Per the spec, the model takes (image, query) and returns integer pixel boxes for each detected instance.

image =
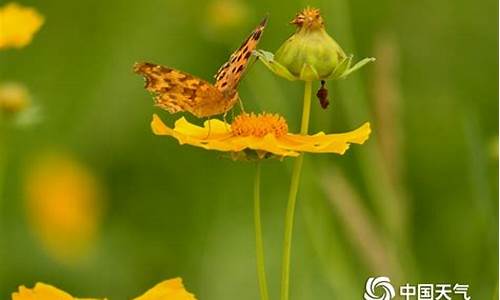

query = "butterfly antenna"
[260,14,269,27]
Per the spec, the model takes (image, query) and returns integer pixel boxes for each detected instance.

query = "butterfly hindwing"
[134,62,229,118]
[214,16,268,94]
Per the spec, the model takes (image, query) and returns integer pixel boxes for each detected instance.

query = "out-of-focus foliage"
[0,0,497,299]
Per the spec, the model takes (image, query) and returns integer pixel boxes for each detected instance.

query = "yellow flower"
[11,278,195,300]
[133,278,197,300]
[24,152,104,264]
[151,112,371,159]
[0,2,44,49]
[11,283,101,300]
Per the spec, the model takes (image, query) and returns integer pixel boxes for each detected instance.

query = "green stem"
[0,122,6,286]
[254,162,269,300]
[280,80,312,300]
[299,81,313,134]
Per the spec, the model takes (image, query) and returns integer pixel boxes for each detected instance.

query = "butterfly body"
[134,16,267,118]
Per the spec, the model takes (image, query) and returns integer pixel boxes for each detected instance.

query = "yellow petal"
[151,114,176,135]
[0,3,44,49]
[133,278,197,300]
[174,116,230,138]
[152,114,230,138]
[279,122,371,154]
[11,283,101,300]
[151,114,238,151]
[231,135,300,157]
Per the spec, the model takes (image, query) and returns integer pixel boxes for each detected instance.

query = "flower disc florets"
[231,113,288,137]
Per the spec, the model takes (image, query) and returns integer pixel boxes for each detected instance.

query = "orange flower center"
[231,113,288,138]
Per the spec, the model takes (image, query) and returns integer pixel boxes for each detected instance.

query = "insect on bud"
[316,80,329,109]
[253,7,375,82]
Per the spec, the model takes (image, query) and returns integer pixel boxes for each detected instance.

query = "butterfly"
[134,16,268,118]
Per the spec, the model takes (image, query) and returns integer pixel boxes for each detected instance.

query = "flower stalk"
[253,162,269,300]
[299,81,312,134]
[0,123,7,287]
[280,80,312,300]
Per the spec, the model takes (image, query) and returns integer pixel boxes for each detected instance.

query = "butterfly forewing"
[214,16,268,94]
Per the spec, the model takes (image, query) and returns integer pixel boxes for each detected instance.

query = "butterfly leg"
[223,111,230,131]
[238,96,246,113]
[204,117,212,139]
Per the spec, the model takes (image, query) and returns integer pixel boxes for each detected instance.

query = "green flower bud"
[254,7,375,82]
[275,8,347,80]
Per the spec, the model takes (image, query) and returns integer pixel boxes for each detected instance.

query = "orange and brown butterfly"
[133,16,268,118]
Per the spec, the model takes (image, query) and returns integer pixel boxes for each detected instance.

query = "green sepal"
[326,55,352,80]
[253,50,298,81]
[299,64,319,81]
[338,57,376,79]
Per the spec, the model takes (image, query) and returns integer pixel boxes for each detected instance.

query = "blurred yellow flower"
[151,113,371,159]
[11,279,195,300]
[0,2,44,49]
[133,278,197,300]
[205,0,249,33]
[12,283,101,300]
[0,82,31,115]
[24,152,104,264]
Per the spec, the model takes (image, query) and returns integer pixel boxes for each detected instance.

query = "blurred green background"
[0,0,498,299]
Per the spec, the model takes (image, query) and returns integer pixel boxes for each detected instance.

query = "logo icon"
[364,276,396,300]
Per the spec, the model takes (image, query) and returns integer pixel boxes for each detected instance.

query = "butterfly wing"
[134,62,232,118]
[214,16,268,94]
